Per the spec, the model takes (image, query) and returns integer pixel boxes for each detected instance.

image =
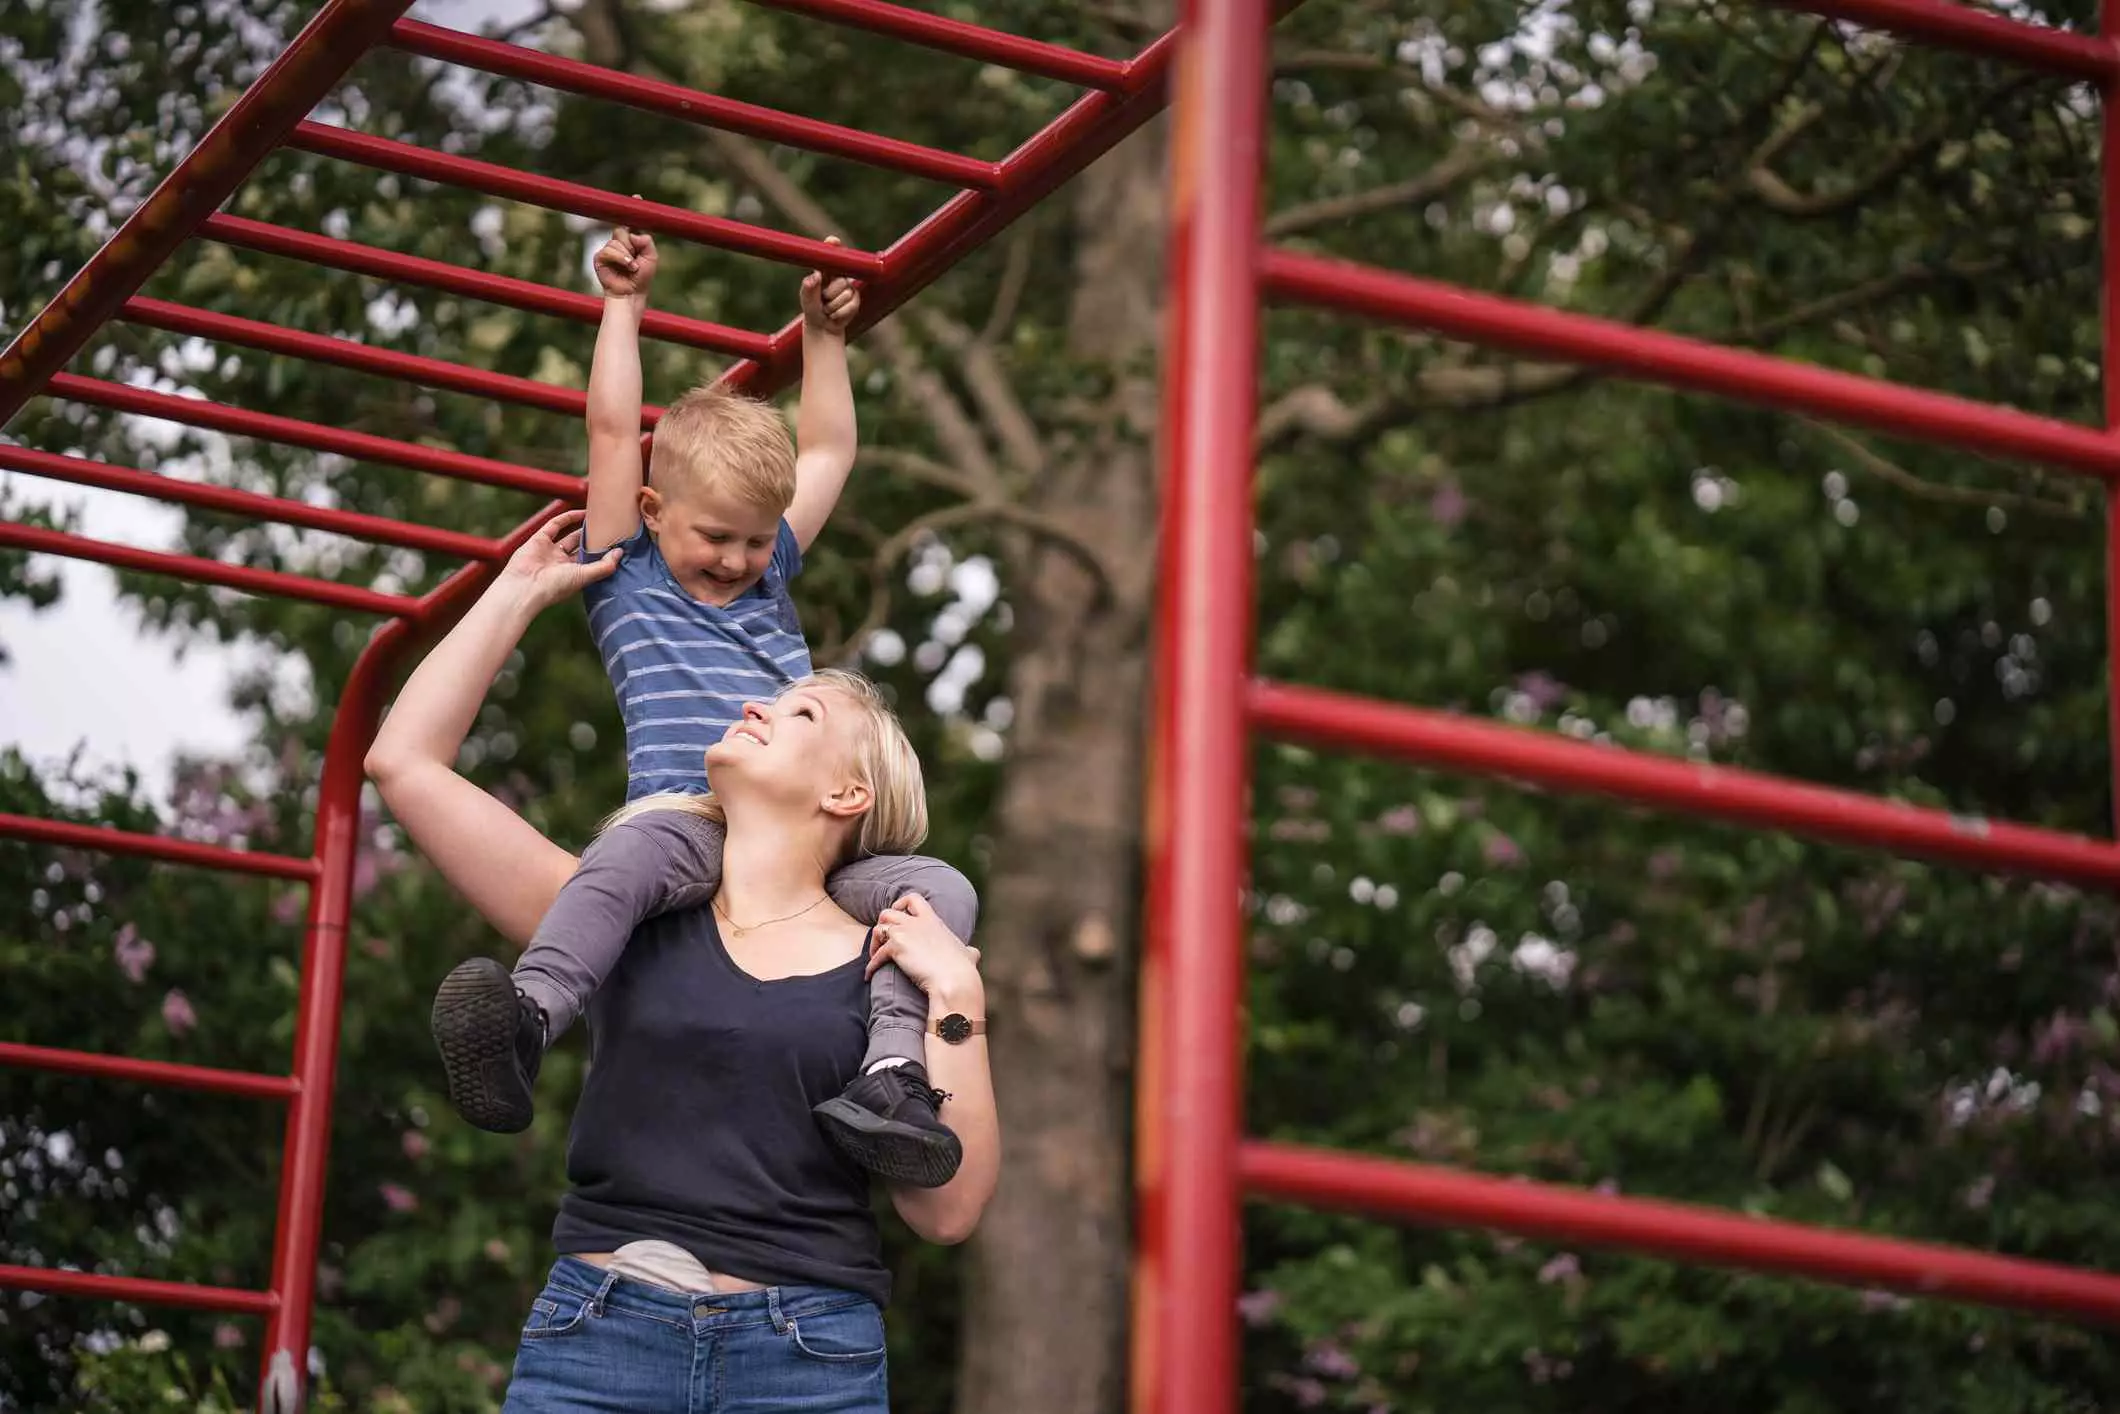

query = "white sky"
[0,0,538,802]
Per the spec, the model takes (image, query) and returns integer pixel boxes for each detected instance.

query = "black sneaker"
[813,1062,963,1188]
[431,957,546,1133]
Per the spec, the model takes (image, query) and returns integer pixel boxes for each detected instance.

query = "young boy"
[428,226,978,1188]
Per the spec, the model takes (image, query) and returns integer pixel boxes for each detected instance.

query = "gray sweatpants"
[512,809,979,1074]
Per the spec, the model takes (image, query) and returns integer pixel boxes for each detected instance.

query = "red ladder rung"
[0,1041,299,1101]
[0,1264,279,1316]
[0,444,503,561]
[199,214,774,361]
[390,20,1001,190]
[1259,247,2120,482]
[1762,0,2119,80]
[44,373,582,501]
[0,521,421,617]
[122,296,596,421]
[1247,678,2120,890]
[743,0,1134,89]
[1241,1140,2120,1326]
[0,813,318,881]
[287,122,882,275]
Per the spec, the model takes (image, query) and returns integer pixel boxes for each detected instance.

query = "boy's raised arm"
[586,226,658,551]
[786,240,863,552]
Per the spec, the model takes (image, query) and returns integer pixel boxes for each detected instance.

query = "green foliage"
[7,0,2120,1408]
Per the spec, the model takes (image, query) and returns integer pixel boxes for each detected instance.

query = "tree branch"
[812,497,1116,664]
[979,225,1037,346]
[1264,143,1495,238]
[917,309,1045,480]
[1797,417,2084,519]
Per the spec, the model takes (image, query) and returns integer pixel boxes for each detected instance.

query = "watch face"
[938,1014,974,1044]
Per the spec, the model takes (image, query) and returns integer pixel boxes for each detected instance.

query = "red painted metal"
[287,122,881,276]
[1763,0,2118,81]
[726,30,1180,393]
[0,812,318,880]
[1248,677,2120,890]
[44,373,582,501]
[0,1041,299,1101]
[256,610,406,1403]
[200,214,773,361]
[742,0,1133,88]
[1261,248,2120,481]
[1132,0,1268,1411]
[121,297,596,420]
[1241,1142,2120,1326]
[0,521,420,616]
[0,445,501,561]
[0,0,419,427]
[389,21,999,190]
[0,1266,279,1316]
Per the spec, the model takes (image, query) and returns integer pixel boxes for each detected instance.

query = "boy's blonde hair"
[648,383,798,512]
[602,669,928,864]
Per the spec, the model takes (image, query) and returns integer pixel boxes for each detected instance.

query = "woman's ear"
[820,779,873,821]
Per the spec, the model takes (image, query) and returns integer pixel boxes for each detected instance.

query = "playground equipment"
[5,0,2120,1409]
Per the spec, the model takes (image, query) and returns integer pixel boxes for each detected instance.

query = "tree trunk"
[954,110,1168,1414]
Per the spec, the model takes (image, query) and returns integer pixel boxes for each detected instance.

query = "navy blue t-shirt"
[550,903,888,1306]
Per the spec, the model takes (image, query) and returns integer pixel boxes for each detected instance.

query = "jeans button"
[693,1302,713,1319]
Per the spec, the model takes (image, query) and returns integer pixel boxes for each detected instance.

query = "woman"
[364,509,998,1410]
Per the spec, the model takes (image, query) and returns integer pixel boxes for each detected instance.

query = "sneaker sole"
[813,1097,963,1188]
[431,958,534,1134]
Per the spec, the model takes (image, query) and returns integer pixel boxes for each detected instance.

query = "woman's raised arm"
[365,509,618,946]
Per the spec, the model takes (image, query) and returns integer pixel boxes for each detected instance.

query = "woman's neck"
[715,808,835,920]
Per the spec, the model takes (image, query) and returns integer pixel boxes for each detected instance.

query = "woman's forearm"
[365,573,580,945]
[368,575,542,777]
[889,981,999,1243]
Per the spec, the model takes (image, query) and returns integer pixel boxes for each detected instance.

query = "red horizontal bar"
[389,20,999,190]
[1766,0,2115,82]
[1260,249,2120,482]
[0,521,420,616]
[0,1042,298,1100]
[743,0,1132,88]
[200,215,771,361]
[1242,1141,2120,1326]
[122,296,588,419]
[45,373,582,500]
[0,1264,278,1315]
[288,123,881,277]
[0,812,316,879]
[0,444,500,562]
[1247,679,2120,890]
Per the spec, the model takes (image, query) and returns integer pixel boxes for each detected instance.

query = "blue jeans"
[502,1257,889,1413]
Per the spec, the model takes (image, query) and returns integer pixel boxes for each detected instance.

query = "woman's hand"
[866,894,982,1010]
[501,509,622,612]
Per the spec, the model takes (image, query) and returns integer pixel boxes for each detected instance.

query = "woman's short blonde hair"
[602,669,928,862]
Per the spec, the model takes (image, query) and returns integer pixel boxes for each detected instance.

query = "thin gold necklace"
[714,892,830,938]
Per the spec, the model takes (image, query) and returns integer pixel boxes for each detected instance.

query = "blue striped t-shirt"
[581,520,813,800]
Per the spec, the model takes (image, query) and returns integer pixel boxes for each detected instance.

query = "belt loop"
[590,1268,622,1318]
[765,1286,787,1332]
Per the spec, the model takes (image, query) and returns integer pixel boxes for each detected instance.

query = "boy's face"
[640,484,782,606]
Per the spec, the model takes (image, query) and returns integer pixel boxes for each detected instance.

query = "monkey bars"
[8,0,2120,1409]
[0,0,1175,1407]
[1136,0,2120,1412]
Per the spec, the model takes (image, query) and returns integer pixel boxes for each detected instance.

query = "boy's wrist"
[605,293,648,315]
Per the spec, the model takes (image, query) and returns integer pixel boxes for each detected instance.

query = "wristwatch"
[932,1013,985,1044]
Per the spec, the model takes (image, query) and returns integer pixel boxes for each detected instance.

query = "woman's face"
[704,682,864,811]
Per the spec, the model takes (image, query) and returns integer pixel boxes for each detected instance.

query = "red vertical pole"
[256,617,409,1414]
[1131,0,1269,1410]
[2104,3,2120,831]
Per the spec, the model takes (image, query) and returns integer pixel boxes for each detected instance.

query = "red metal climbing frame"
[0,0,1174,1407]
[1137,0,2120,1412]
[8,0,2120,1407]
